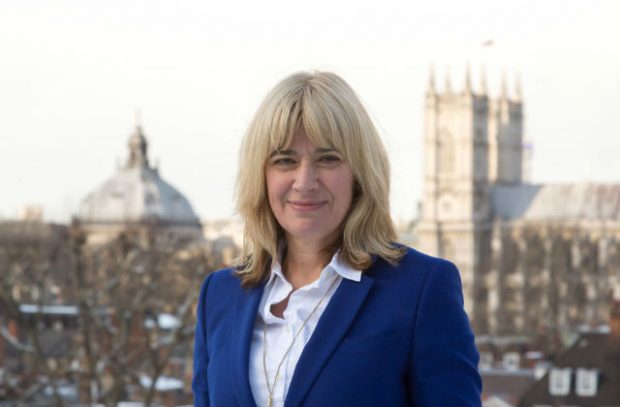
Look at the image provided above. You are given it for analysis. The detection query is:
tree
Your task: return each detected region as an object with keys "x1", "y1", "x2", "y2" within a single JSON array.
[{"x1": 0, "y1": 222, "x2": 217, "y2": 406}]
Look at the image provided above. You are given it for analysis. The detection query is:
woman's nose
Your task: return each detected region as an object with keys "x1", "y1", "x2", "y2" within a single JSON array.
[{"x1": 292, "y1": 160, "x2": 318, "y2": 192}]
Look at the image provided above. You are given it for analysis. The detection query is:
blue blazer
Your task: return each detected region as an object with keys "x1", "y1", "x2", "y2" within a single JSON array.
[{"x1": 193, "y1": 248, "x2": 482, "y2": 406}]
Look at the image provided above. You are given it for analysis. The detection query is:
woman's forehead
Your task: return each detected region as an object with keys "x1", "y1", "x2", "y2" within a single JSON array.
[{"x1": 272, "y1": 125, "x2": 333, "y2": 151}]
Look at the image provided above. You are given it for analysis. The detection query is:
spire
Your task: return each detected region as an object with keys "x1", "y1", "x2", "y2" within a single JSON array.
[
  {"x1": 427, "y1": 64, "x2": 436, "y2": 95},
  {"x1": 500, "y1": 71, "x2": 508, "y2": 101},
  {"x1": 480, "y1": 66, "x2": 488, "y2": 95},
  {"x1": 444, "y1": 68, "x2": 452, "y2": 93},
  {"x1": 464, "y1": 63, "x2": 472, "y2": 94},
  {"x1": 127, "y1": 114, "x2": 150, "y2": 169},
  {"x1": 514, "y1": 72, "x2": 522, "y2": 102}
]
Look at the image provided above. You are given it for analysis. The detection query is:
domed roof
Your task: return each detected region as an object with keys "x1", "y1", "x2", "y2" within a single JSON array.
[{"x1": 78, "y1": 125, "x2": 200, "y2": 226}]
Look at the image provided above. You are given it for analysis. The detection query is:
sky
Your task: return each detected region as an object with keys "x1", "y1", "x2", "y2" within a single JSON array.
[{"x1": 1, "y1": 0, "x2": 619, "y2": 224}]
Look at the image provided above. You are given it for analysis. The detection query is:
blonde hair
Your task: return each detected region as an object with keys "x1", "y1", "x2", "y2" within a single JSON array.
[{"x1": 235, "y1": 71, "x2": 404, "y2": 287}]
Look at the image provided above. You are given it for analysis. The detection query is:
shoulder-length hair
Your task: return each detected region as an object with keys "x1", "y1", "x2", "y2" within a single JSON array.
[{"x1": 235, "y1": 71, "x2": 404, "y2": 287}]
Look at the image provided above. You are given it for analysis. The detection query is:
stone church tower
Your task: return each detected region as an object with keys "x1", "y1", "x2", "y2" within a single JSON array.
[{"x1": 415, "y1": 67, "x2": 524, "y2": 333}]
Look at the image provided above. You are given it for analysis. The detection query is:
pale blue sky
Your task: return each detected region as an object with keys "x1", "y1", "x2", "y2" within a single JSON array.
[{"x1": 1, "y1": 0, "x2": 619, "y2": 222}]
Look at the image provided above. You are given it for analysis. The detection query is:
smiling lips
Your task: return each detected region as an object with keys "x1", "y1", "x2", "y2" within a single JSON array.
[{"x1": 288, "y1": 200, "x2": 327, "y2": 211}]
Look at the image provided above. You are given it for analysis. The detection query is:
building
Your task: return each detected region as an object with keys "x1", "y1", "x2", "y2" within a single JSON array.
[
  {"x1": 77, "y1": 123, "x2": 202, "y2": 245},
  {"x1": 415, "y1": 68, "x2": 620, "y2": 339},
  {"x1": 477, "y1": 335, "x2": 547, "y2": 406},
  {"x1": 519, "y1": 301, "x2": 620, "y2": 406},
  {"x1": 201, "y1": 217, "x2": 244, "y2": 249}
]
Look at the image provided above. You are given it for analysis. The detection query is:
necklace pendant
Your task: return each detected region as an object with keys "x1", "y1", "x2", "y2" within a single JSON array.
[{"x1": 267, "y1": 394, "x2": 273, "y2": 407}]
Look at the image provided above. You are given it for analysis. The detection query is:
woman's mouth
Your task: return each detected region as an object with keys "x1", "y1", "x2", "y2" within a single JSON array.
[{"x1": 288, "y1": 200, "x2": 326, "y2": 211}]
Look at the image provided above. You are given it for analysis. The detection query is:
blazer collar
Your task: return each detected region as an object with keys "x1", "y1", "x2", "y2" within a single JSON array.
[
  {"x1": 232, "y1": 281, "x2": 264, "y2": 407},
  {"x1": 285, "y1": 273, "x2": 374, "y2": 407}
]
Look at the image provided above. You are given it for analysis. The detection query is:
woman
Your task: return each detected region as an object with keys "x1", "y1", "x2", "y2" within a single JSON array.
[{"x1": 193, "y1": 71, "x2": 481, "y2": 406}]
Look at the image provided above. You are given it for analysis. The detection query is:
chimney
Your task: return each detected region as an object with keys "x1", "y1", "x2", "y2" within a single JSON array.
[{"x1": 609, "y1": 297, "x2": 620, "y2": 348}]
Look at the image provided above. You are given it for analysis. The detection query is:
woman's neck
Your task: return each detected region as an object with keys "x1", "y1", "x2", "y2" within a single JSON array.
[{"x1": 282, "y1": 239, "x2": 333, "y2": 290}]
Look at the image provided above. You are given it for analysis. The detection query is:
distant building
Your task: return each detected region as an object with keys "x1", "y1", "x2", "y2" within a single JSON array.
[
  {"x1": 482, "y1": 372, "x2": 537, "y2": 407},
  {"x1": 202, "y1": 217, "x2": 244, "y2": 248},
  {"x1": 415, "y1": 68, "x2": 620, "y2": 339},
  {"x1": 76, "y1": 124, "x2": 202, "y2": 245},
  {"x1": 17, "y1": 205, "x2": 43, "y2": 222},
  {"x1": 519, "y1": 301, "x2": 620, "y2": 406},
  {"x1": 477, "y1": 336, "x2": 546, "y2": 406},
  {"x1": 0, "y1": 219, "x2": 66, "y2": 247},
  {"x1": 0, "y1": 304, "x2": 79, "y2": 373}
]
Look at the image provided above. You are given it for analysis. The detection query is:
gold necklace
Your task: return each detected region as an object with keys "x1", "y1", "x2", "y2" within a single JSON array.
[{"x1": 262, "y1": 275, "x2": 339, "y2": 407}]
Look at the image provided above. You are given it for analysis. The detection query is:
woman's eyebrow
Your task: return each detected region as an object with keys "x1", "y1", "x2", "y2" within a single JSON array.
[
  {"x1": 270, "y1": 149, "x2": 296, "y2": 157},
  {"x1": 269, "y1": 147, "x2": 337, "y2": 157}
]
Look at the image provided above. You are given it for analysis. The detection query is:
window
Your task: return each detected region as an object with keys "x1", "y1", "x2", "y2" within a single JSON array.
[
  {"x1": 502, "y1": 352, "x2": 520, "y2": 371},
  {"x1": 438, "y1": 130, "x2": 455, "y2": 175},
  {"x1": 479, "y1": 352, "x2": 493, "y2": 369},
  {"x1": 439, "y1": 238, "x2": 454, "y2": 261},
  {"x1": 549, "y1": 368, "x2": 571, "y2": 396},
  {"x1": 575, "y1": 368, "x2": 598, "y2": 397}
]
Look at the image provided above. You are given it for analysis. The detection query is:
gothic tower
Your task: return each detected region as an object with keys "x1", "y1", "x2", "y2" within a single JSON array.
[{"x1": 415, "y1": 67, "x2": 524, "y2": 333}]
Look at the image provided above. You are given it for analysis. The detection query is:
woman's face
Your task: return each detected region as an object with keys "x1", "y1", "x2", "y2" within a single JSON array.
[{"x1": 266, "y1": 127, "x2": 354, "y2": 248}]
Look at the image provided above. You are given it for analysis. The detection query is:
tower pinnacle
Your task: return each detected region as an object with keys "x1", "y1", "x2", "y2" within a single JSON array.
[
  {"x1": 464, "y1": 64, "x2": 472, "y2": 94},
  {"x1": 480, "y1": 66, "x2": 488, "y2": 95},
  {"x1": 427, "y1": 65, "x2": 436, "y2": 95},
  {"x1": 514, "y1": 72, "x2": 522, "y2": 102},
  {"x1": 444, "y1": 68, "x2": 452, "y2": 93},
  {"x1": 500, "y1": 71, "x2": 508, "y2": 100}
]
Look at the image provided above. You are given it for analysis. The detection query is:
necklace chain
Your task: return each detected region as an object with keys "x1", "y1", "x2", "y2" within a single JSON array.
[{"x1": 262, "y1": 275, "x2": 339, "y2": 407}]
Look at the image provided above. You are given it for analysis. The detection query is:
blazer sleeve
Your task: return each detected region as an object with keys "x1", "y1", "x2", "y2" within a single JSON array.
[
  {"x1": 192, "y1": 272, "x2": 214, "y2": 407},
  {"x1": 408, "y1": 259, "x2": 482, "y2": 407}
]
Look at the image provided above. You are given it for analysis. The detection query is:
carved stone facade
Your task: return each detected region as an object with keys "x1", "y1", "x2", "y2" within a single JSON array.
[
  {"x1": 484, "y1": 221, "x2": 620, "y2": 340},
  {"x1": 415, "y1": 69, "x2": 620, "y2": 340}
]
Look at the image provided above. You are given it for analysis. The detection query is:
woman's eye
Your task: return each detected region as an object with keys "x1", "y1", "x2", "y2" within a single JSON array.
[
  {"x1": 272, "y1": 157, "x2": 296, "y2": 166},
  {"x1": 318, "y1": 155, "x2": 341, "y2": 164}
]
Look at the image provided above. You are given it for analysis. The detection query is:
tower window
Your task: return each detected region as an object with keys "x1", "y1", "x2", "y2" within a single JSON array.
[
  {"x1": 439, "y1": 130, "x2": 455, "y2": 174},
  {"x1": 439, "y1": 238, "x2": 454, "y2": 261}
]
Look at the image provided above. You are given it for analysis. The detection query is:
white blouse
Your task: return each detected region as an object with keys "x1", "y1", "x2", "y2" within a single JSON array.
[{"x1": 249, "y1": 252, "x2": 362, "y2": 407}]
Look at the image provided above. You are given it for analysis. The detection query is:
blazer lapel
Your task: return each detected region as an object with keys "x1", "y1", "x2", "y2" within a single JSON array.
[
  {"x1": 231, "y1": 283, "x2": 265, "y2": 407},
  {"x1": 284, "y1": 274, "x2": 375, "y2": 407}
]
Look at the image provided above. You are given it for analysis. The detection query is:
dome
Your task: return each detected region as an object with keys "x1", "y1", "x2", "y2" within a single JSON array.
[{"x1": 78, "y1": 125, "x2": 200, "y2": 227}]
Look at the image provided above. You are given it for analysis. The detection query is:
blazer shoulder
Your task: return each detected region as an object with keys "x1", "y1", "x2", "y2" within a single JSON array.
[
  {"x1": 198, "y1": 267, "x2": 243, "y2": 301},
  {"x1": 208, "y1": 267, "x2": 239, "y2": 284},
  {"x1": 374, "y1": 245, "x2": 460, "y2": 283},
  {"x1": 399, "y1": 246, "x2": 456, "y2": 270}
]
